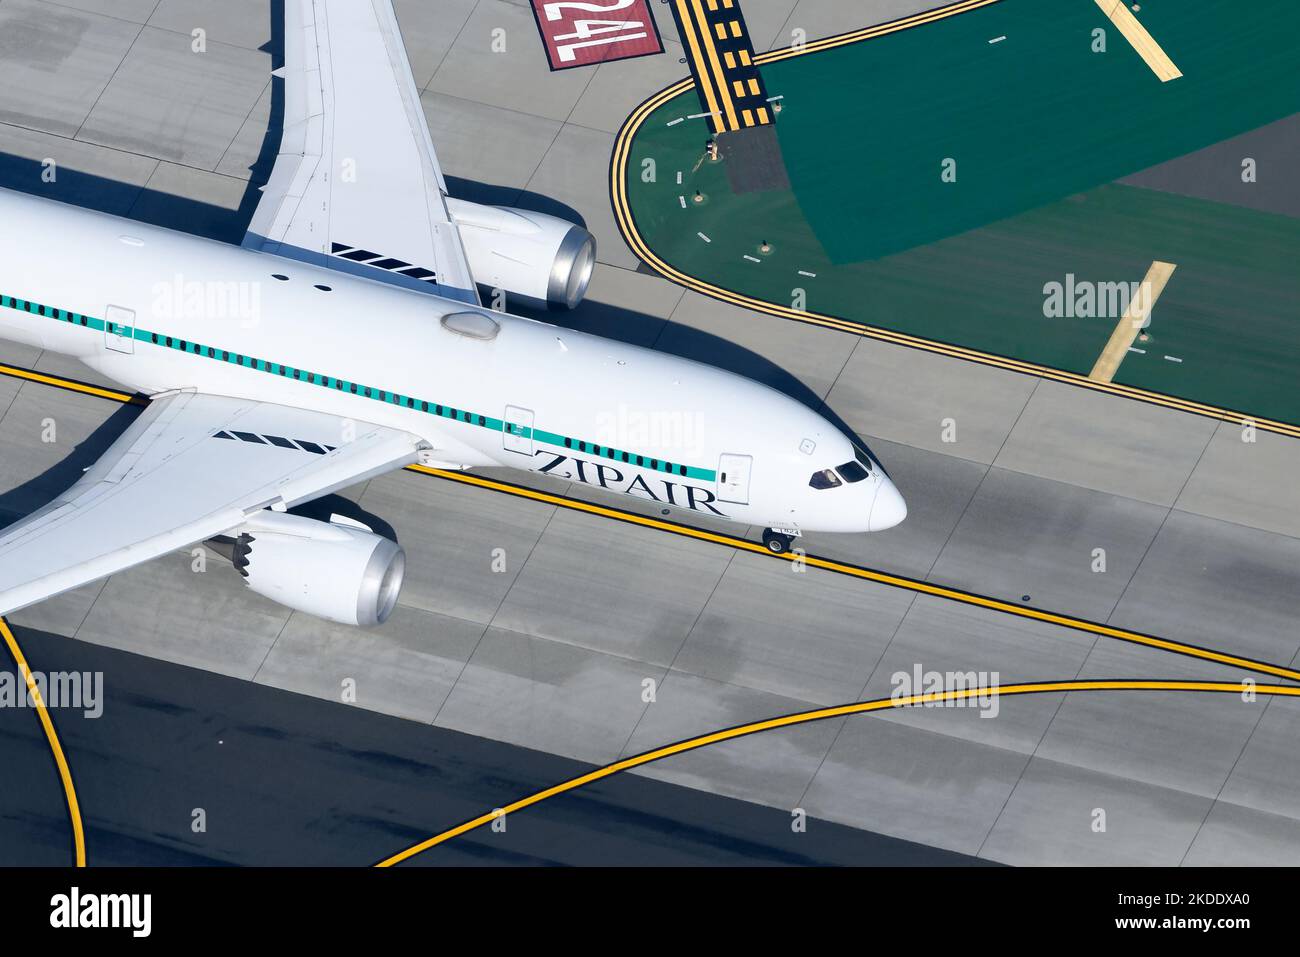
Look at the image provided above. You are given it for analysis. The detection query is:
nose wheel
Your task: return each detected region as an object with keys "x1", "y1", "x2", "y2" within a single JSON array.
[{"x1": 762, "y1": 528, "x2": 796, "y2": 554}]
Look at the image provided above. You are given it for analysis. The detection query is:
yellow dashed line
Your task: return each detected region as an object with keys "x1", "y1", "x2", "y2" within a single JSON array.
[
  {"x1": 376, "y1": 679, "x2": 1299, "y2": 864},
  {"x1": 0, "y1": 618, "x2": 85, "y2": 866}
]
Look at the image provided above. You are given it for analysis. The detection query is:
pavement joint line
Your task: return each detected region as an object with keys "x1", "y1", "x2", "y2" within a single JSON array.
[
  {"x1": 1095, "y1": 0, "x2": 1183, "y2": 82},
  {"x1": 0, "y1": 618, "x2": 85, "y2": 867},
  {"x1": 608, "y1": 2, "x2": 1300, "y2": 441},
  {"x1": 407, "y1": 466, "x2": 1300, "y2": 684},
  {"x1": 375, "y1": 679, "x2": 1300, "y2": 865},
  {"x1": 1089, "y1": 260, "x2": 1176, "y2": 383},
  {"x1": 4, "y1": 360, "x2": 1300, "y2": 686}
]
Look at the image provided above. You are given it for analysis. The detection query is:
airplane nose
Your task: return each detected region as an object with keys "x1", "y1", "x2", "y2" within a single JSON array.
[{"x1": 869, "y1": 478, "x2": 907, "y2": 531}]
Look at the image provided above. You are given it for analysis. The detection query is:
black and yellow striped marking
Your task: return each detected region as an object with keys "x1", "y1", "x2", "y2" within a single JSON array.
[{"x1": 670, "y1": 0, "x2": 772, "y2": 133}]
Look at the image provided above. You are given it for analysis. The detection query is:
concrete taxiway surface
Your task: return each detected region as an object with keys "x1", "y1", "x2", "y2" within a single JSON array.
[
  {"x1": 0, "y1": 624, "x2": 982, "y2": 865},
  {"x1": 2, "y1": 0, "x2": 1300, "y2": 865}
]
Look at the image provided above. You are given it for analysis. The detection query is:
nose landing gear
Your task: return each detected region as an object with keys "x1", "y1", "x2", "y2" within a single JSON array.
[{"x1": 762, "y1": 528, "x2": 797, "y2": 554}]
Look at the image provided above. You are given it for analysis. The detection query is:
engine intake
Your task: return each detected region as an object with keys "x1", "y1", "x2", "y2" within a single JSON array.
[
  {"x1": 447, "y1": 197, "x2": 595, "y2": 310},
  {"x1": 230, "y1": 512, "x2": 405, "y2": 627}
]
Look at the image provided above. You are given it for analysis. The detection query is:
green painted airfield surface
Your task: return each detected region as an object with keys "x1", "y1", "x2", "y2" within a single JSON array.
[{"x1": 624, "y1": 0, "x2": 1300, "y2": 423}]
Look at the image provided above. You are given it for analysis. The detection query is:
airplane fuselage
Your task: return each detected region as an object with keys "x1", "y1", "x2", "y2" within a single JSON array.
[{"x1": 0, "y1": 187, "x2": 904, "y2": 534}]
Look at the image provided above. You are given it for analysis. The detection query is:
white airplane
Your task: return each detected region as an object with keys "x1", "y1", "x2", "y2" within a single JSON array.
[{"x1": 0, "y1": 0, "x2": 905, "y2": 627}]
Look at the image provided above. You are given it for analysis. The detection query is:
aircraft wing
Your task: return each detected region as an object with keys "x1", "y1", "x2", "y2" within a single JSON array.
[
  {"x1": 0, "y1": 392, "x2": 424, "y2": 616},
  {"x1": 243, "y1": 0, "x2": 479, "y2": 303}
]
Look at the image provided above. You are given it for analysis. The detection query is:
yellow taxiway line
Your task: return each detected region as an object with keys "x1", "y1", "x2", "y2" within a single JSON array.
[
  {"x1": 4, "y1": 368, "x2": 1298, "y2": 868},
  {"x1": 0, "y1": 361, "x2": 138, "y2": 403},
  {"x1": 0, "y1": 617, "x2": 86, "y2": 866},
  {"x1": 376, "y1": 678, "x2": 1300, "y2": 865},
  {"x1": 609, "y1": 2, "x2": 1298, "y2": 439},
  {"x1": 1089, "y1": 260, "x2": 1177, "y2": 382},
  {"x1": 412, "y1": 464, "x2": 1300, "y2": 684},
  {"x1": 1095, "y1": 0, "x2": 1182, "y2": 82},
  {"x1": 3, "y1": 362, "x2": 1300, "y2": 685}
]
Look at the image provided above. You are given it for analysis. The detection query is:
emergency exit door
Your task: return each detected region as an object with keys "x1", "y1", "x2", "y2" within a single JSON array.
[{"x1": 717, "y1": 453, "x2": 752, "y2": 505}]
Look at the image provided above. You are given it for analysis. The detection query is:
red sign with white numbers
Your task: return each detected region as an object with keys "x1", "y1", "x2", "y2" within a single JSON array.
[{"x1": 529, "y1": 0, "x2": 663, "y2": 70}]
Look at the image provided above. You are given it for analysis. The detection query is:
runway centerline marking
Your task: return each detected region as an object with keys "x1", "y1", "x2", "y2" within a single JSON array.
[
  {"x1": 375, "y1": 679, "x2": 1299, "y2": 865},
  {"x1": 1089, "y1": 260, "x2": 1177, "y2": 382},
  {"x1": 0, "y1": 618, "x2": 85, "y2": 867},
  {"x1": 1095, "y1": 0, "x2": 1182, "y2": 82}
]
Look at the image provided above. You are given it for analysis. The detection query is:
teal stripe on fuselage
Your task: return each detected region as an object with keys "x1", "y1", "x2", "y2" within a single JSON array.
[{"x1": 0, "y1": 294, "x2": 718, "y2": 482}]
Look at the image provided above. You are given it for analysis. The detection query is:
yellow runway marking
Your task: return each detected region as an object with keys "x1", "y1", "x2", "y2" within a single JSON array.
[
  {"x1": 1095, "y1": 0, "x2": 1182, "y2": 82},
  {"x1": 1, "y1": 363, "x2": 1298, "y2": 685},
  {"x1": 376, "y1": 679, "x2": 1300, "y2": 865},
  {"x1": 610, "y1": 0, "x2": 1300, "y2": 440},
  {"x1": 1089, "y1": 260, "x2": 1177, "y2": 382},
  {"x1": 0, "y1": 618, "x2": 86, "y2": 866}
]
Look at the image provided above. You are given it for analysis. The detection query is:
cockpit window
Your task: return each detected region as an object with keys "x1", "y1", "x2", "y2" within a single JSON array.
[
  {"x1": 853, "y1": 446, "x2": 873, "y2": 471},
  {"x1": 837, "y1": 460, "x2": 869, "y2": 483},
  {"x1": 809, "y1": 469, "x2": 842, "y2": 490}
]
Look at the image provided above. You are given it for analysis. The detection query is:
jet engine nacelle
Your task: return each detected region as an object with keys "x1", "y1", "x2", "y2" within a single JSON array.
[
  {"x1": 230, "y1": 512, "x2": 405, "y2": 627},
  {"x1": 447, "y1": 197, "x2": 596, "y2": 310}
]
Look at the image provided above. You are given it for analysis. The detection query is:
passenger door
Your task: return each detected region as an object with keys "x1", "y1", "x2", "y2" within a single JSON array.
[
  {"x1": 503, "y1": 405, "x2": 534, "y2": 456},
  {"x1": 717, "y1": 453, "x2": 752, "y2": 504},
  {"x1": 104, "y1": 304, "x2": 135, "y2": 354}
]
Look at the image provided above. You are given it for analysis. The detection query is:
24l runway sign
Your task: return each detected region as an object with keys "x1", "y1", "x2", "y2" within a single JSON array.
[{"x1": 529, "y1": 0, "x2": 663, "y2": 70}]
